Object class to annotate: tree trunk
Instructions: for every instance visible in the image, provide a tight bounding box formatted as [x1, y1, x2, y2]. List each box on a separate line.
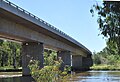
[13, 49, 16, 69]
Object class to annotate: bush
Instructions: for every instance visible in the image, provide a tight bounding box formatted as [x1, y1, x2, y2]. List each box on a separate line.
[28, 59, 70, 82]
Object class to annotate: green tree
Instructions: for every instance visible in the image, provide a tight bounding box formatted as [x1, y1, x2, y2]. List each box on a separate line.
[8, 42, 21, 68]
[44, 50, 57, 66]
[92, 40, 120, 66]
[0, 41, 11, 67]
[106, 39, 119, 55]
[93, 52, 101, 64]
[91, 2, 120, 55]
[0, 40, 21, 68]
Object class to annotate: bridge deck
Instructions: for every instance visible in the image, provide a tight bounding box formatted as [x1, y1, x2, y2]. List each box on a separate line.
[0, 0, 91, 55]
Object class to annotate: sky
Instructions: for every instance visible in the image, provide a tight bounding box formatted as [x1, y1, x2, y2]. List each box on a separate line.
[9, 0, 106, 52]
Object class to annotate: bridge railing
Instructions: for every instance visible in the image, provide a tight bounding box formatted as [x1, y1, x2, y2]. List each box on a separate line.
[1, 0, 70, 37]
[0, 0, 90, 53]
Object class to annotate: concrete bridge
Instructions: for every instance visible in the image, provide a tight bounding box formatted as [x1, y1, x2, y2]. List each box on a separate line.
[0, 0, 93, 76]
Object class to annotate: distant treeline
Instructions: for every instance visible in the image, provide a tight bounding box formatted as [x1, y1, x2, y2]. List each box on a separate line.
[0, 39, 21, 69]
[92, 40, 120, 70]
[0, 39, 57, 69]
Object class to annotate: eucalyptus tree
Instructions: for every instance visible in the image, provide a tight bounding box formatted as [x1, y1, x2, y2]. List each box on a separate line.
[91, 2, 120, 55]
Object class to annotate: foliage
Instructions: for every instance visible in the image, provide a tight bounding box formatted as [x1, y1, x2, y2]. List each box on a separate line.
[29, 51, 71, 82]
[92, 52, 101, 64]
[91, 1, 120, 69]
[93, 49, 120, 65]
[91, 64, 120, 70]
[90, 2, 120, 55]
[44, 51, 58, 66]
[92, 36, 120, 70]
[92, 43, 120, 70]
[0, 40, 21, 69]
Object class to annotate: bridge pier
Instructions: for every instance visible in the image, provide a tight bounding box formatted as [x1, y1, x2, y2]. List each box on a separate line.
[22, 42, 44, 76]
[57, 51, 71, 71]
[72, 55, 82, 71]
[82, 55, 93, 70]
[72, 55, 93, 71]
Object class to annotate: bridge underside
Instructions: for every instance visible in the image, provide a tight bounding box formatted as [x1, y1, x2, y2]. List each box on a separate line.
[0, 16, 87, 56]
[0, 0, 93, 75]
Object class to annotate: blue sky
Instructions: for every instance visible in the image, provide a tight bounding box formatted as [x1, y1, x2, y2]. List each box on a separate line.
[9, 0, 106, 52]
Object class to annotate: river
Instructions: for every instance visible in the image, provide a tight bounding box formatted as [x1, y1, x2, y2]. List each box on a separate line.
[70, 71, 120, 82]
[0, 71, 120, 82]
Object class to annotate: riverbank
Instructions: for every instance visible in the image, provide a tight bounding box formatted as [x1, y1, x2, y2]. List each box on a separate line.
[0, 66, 22, 72]
[90, 64, 120, 71]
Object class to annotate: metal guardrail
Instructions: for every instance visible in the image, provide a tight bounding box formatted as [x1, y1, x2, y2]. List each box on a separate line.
[0, 0, 91, 53]
[1, 0, 71, 38]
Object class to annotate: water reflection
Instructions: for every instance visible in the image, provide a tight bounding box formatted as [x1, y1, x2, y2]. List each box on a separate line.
[0, 72, 35, 82]
[0, 76, 35, 82]
[70, 71, 120, 82]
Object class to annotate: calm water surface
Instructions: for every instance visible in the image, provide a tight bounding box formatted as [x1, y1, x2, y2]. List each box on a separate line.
[0, 71, 120, 82]
[70, 71, 120, 82]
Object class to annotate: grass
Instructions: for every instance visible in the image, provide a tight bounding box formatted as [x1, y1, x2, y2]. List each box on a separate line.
[90, 64, 120, 70]
[0, 66, 22, 72]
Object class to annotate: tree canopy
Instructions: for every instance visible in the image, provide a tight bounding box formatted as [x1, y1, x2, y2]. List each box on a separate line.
[90, 1, 120, 55]
[93, 40, 120, 66]
[0, 40, 21, 68]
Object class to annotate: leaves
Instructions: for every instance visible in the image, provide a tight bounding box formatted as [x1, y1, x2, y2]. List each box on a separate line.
[91, 2, 120, 55]
[29, 50, 71, 82]
[92, 38, 120, 67]
[0, 40, 21, 68]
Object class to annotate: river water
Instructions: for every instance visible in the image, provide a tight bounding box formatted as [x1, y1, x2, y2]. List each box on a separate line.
[0, 71, 120, 82]
[70, 71, 120, 82]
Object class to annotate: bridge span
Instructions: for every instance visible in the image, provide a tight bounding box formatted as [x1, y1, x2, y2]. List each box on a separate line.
[0, 0, 93, 75]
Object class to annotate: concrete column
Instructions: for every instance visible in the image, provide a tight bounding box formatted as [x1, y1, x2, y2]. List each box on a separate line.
[22, 42, 44, 76]
[57, 51, 71, 71]
[82, 56, 93, 70]
[72, 55, 82, 71]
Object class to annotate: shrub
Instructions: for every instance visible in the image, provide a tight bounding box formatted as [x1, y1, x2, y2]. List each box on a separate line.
[28, 59, 70, 82]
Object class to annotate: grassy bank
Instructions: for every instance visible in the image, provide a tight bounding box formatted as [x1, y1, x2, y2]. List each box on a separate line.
[0, 66, 22, 72]
[90, 64, 120, 70]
